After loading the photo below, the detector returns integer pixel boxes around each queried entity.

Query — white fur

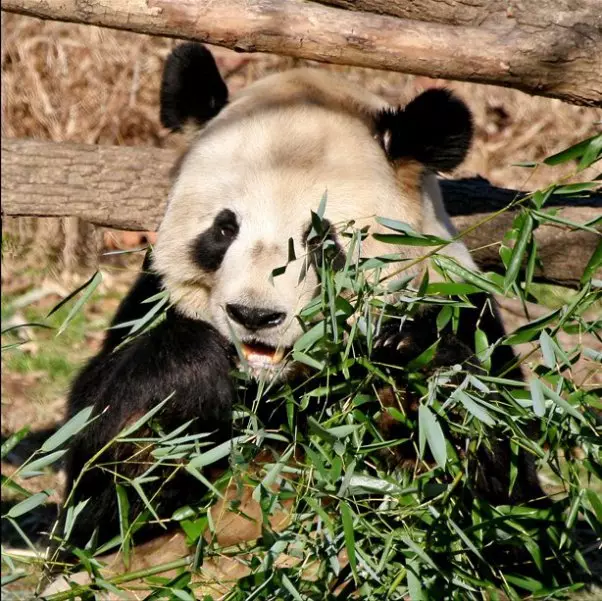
[153,69,473,358]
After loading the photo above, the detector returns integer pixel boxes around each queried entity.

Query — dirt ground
[1,11,601,598]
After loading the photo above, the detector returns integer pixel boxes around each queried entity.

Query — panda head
[153,43,473,377]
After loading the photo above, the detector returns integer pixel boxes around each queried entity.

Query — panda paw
[373,321,427,363]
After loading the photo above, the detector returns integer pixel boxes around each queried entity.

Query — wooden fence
[1,0,601,286]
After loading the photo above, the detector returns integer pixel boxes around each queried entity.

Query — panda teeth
[241,342,286,366]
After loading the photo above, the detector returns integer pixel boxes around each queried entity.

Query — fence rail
[3,137,600,287]
[3,0,601,106]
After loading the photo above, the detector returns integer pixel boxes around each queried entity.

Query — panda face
[153,45,473,378]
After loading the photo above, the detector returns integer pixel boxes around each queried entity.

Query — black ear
[376,89,473,172]
[160,43,229,132]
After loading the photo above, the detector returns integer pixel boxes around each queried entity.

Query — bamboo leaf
[187,436,248,469]
[418,405,447,468]
[504,213,533,292]
[434,256,503,295]
[453,391,495,427]
[581,238,602,285]
[341,502,358,583]
[1,426,30,460]
[51,271,103,336]
[116,484,131,568]
[538,330,556,369]
[117,393,174,438]
[529,379,546,418]
[21,449,66,479]
[6,491,49,518]
[544,135,600,166]
[41,406,94,452]
[541,385,586,423]
[505,308,561,345]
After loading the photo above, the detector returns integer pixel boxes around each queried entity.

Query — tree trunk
[2,137,600,286]
[2,0,600,106]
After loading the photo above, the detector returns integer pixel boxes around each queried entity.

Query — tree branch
[2,137,600,286]
[2,0,600,106]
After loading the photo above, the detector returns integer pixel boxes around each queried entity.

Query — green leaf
[434,256,503,295]
[341,502,358,583]
[586,489,602,524]
[293,321,325,352]
[418,405,447,468]
[529,379,546,418]
[117,393,174,438]
[532,209,600,235]
[1,475,30,497]
[21,449,66,478]
[426,282,482,295]
[292,350,325,371]
[316,189,328,218]
[407,560,424,600]
[581,238,602,285]
[544,134,601,166]
[41,406,95,452]
[504,213,533,292]
[62,499,90,541]
[347,475,403,496]
[505,308,561,345]
[308,417,336,444]
[554,182,600,194]
[453,390,495,427]
[373,233,448,246]
[116,484,131,568]
[188,436,248,469]
[541,385,586,423]
[538,330,556,369]
[281,573,304,601]
[50,271,103,336]
[327,425,360,439]
[6,491,49,518]
[578,133,602,170]
[512,161,538,168]
[401,535,438,570]
[407,340,439,370]
[1,571,26,586]
[1,426,30,460]
[375,216,416,233]
[474,328,491,371]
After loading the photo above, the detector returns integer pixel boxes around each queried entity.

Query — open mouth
[240,340,288,370]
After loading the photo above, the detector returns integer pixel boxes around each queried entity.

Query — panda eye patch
[189,209,239,272]
[302,219,345,271]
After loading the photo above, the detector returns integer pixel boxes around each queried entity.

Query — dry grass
[2,13,601,186]
[2,12,600,271]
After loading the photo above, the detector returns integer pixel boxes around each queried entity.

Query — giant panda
[59,43,546,558]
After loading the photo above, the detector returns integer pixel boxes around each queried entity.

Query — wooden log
[2,0,601,107]
[2,137,600,286]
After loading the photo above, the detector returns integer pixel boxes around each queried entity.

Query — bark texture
[2,0,601,106]
[3,137,600,286]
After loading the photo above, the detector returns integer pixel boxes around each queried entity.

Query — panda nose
[225,303,286,331]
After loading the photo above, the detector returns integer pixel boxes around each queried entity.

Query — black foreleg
[62,310,234,550]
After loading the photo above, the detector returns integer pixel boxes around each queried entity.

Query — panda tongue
[242,343,285,365]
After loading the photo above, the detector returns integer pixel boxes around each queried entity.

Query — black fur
[160,42,229,131]
[189,208,239,272]
[376,89,473,172]
[100,251,160,351]
[62,268,234,550]
[373,293,547,506]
